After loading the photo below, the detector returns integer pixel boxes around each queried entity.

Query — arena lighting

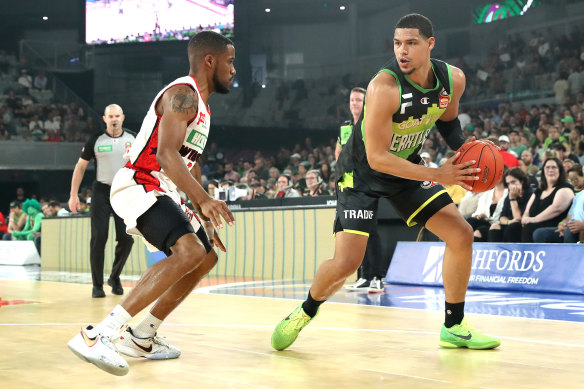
[265,8,271,13]
[340,5,346,10]
[521,0,533,15]
[42,16,48,21]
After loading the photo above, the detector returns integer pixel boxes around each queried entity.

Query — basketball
[454,140,504,193]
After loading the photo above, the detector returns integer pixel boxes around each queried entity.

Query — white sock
[94,305,132,337]
[132,312,163,339]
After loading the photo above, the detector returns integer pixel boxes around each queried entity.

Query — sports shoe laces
[151,334,170,347]
[455,319,474,335]
[99,334,117,351]
[283,311,310,335]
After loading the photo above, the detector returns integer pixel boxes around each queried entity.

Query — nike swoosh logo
[448,331,472,340]
[81,329,98,347]
[131,339,153,353]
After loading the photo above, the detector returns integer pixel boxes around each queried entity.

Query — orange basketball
[454,140,504,193]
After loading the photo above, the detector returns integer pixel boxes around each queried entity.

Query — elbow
[367,153,383,172]
[156,150,170,169]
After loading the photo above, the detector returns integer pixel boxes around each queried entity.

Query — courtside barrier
[387,242,584,294]
[0,241,41,265]
[41,206,337,279]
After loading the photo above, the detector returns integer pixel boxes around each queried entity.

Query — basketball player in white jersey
[67,31,236,376]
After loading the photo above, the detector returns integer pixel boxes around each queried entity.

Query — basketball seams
[455,140,502,192]
[484,146,497,191]
[474,144,487,191]
[456,142,481,191]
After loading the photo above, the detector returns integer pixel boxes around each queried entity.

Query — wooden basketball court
[1,278,583,388]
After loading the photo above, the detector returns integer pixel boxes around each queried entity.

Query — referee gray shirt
[80,129,136,185]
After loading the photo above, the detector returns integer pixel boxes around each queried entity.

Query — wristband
[510,198,517,202]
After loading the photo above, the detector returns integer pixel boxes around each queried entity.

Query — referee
[68,104,136,298]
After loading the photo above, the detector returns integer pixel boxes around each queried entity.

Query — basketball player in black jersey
[272,14,500,350]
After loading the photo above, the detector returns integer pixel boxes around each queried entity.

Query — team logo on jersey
[420,97,429,105]
[125,141,132,153]
[440,88,448,97]
[196,112,206,127]
[185,129,208,151]
[439,95,450,109]
[401,93,413,114]
[421,180,440,189]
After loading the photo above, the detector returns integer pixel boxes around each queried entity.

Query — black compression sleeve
[435,118,465,151]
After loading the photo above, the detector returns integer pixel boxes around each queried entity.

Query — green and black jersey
[337,58,454,193]
[337,119,353,147]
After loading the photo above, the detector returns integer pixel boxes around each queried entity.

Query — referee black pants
[90,181,134,287]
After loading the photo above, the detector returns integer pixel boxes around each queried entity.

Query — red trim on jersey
[189,75,211,115]
[133,170,165,193]
[124,119,165,193]
[130,118,162,172]
[153,82,199,122]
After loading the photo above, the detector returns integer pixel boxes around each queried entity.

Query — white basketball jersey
[124,75,210,193]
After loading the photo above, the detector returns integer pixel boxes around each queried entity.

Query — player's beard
[401,66,416,75]
[213,70,230,94]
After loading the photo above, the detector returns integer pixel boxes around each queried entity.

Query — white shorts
[110,167,202,251]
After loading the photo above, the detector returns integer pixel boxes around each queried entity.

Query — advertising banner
[387,242,584,294]
[0,241,41,265]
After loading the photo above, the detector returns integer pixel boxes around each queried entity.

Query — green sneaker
[271,305,318,351]
[439,317,501,349]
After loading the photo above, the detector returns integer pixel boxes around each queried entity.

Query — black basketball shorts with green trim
[333,176,453,237]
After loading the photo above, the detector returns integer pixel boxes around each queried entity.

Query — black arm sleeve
[435,117,465,151]
[80,133,99,161]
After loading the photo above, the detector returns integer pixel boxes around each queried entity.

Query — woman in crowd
[319,161,332,184]
[488,168,533,242]
[467,174,507,242]
[274,174,301,198]
[568,127,584,161]
[521,157,574,242]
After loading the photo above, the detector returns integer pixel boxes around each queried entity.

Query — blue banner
[387,242,584,294]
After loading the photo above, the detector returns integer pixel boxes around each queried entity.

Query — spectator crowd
[2,23,584,245]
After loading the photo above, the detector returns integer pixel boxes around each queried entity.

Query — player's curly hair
[395,14,434,39]
[188,31,233,61]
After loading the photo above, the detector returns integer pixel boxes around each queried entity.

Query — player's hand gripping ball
[454,140,504,193]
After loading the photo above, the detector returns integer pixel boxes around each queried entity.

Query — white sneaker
[115,327,181,360]
[368,277,385,293]
[67,325,129,376]
[345,278,370,291]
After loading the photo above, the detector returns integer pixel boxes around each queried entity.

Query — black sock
[444,301,465,328]
[301,290,325,318]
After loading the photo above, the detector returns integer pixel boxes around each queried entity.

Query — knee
[532,228,546,243]
[334,253,364,279]
[199,251,218,274]
[171,239,207,271]
[446,222,474,248]
[490,223,501,230]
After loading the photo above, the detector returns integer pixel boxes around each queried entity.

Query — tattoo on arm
[170,87,197,115]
